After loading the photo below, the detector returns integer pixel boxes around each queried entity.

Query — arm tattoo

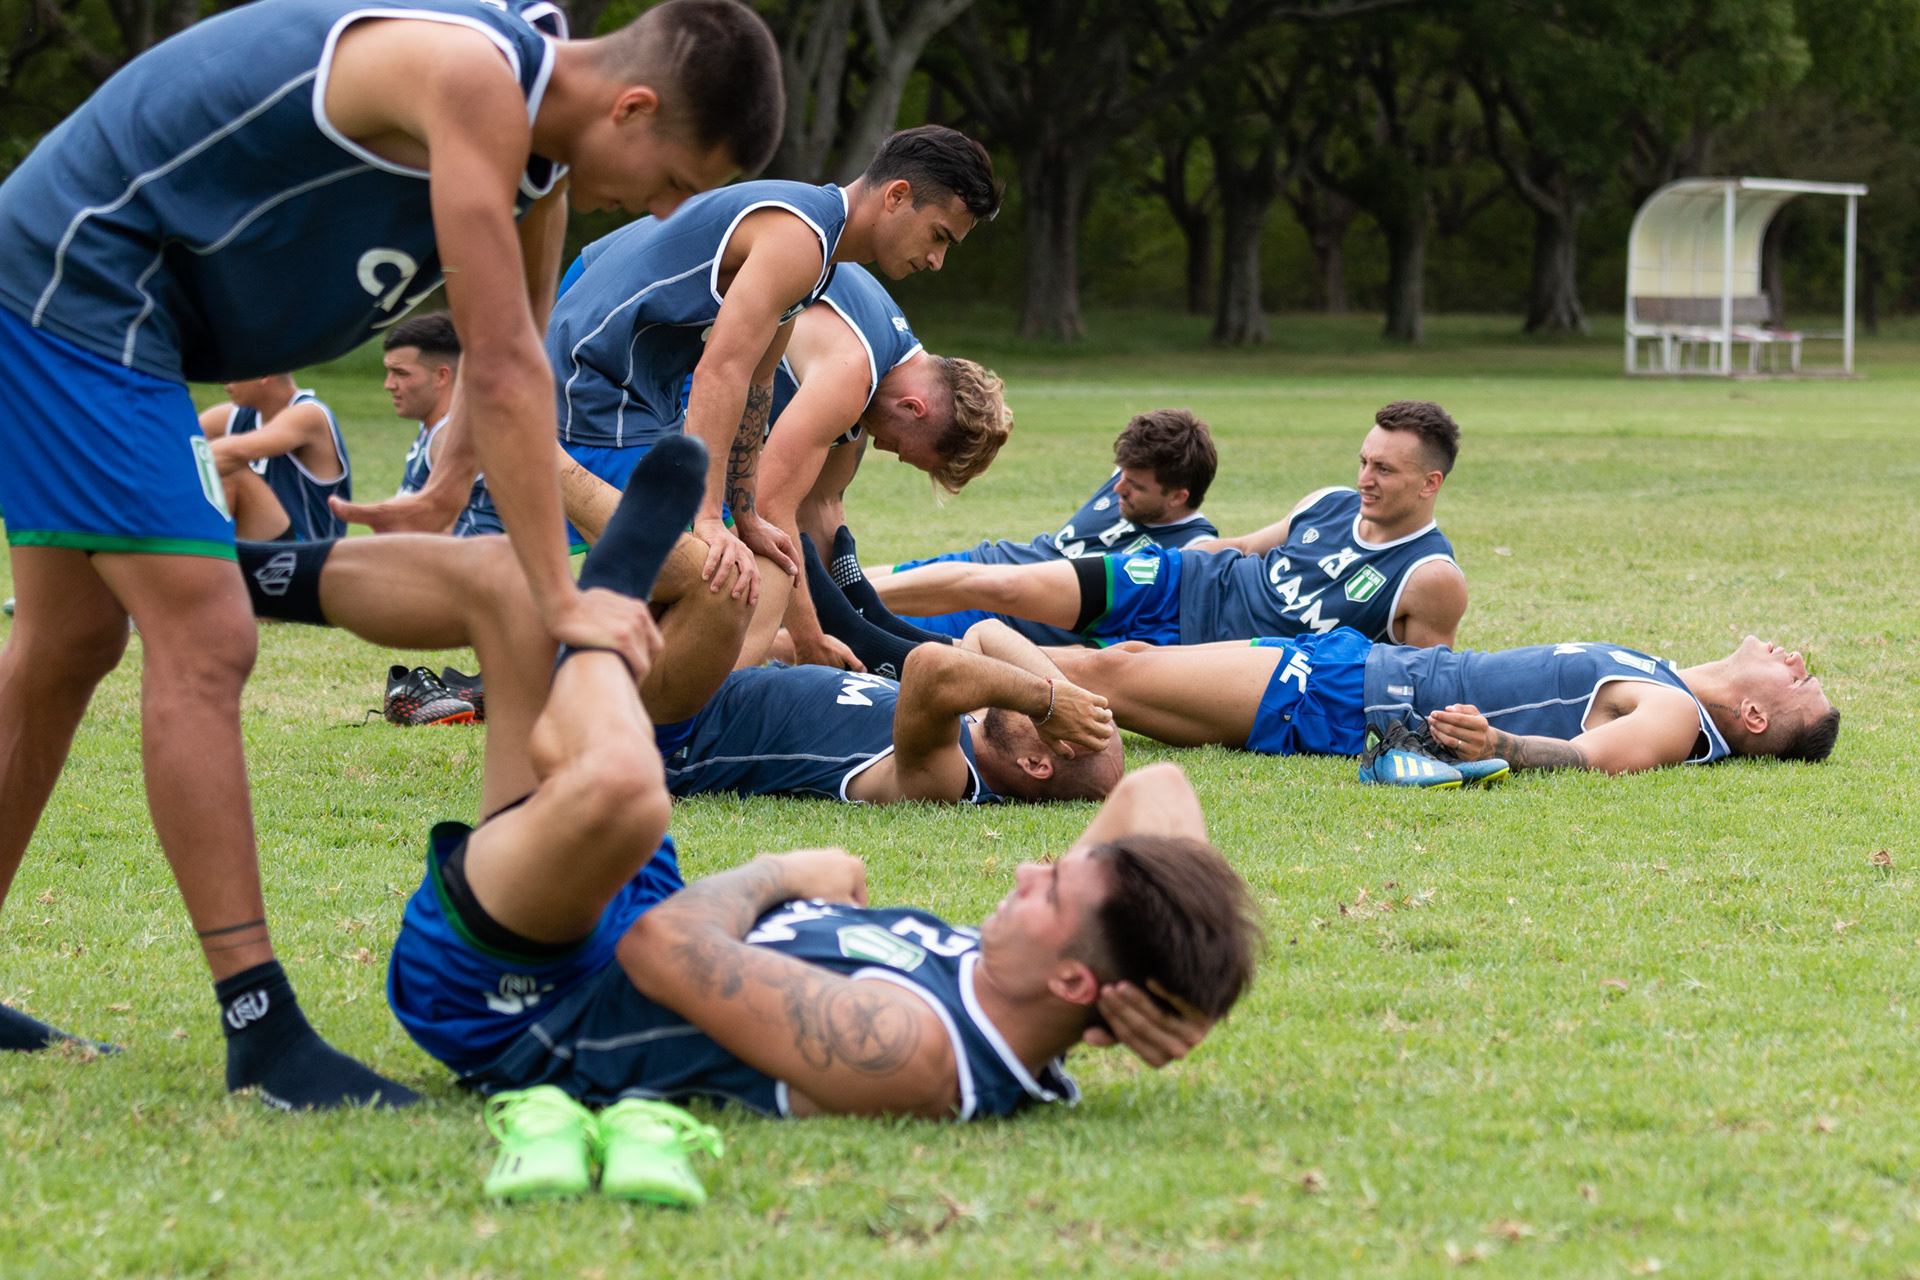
[1487,728,1590,771]
[726,383,773,520]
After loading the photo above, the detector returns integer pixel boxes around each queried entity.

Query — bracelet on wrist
[1033,677,1056,727]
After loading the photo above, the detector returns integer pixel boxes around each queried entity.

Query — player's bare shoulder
[323,17,532,170]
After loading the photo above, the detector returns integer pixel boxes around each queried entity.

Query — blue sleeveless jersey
[465,897,1079,1119]
[551,181,850,448]
[769,264,922,445]
[224,390,350,540]
[397,415,503,536]
[664,665,996,803]
[0,0,561,383]
[1177,488,1455,645]
[1364,641,1732,763]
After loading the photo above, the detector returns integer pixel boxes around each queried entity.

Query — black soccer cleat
[384,665,476,727]
[439,667,485,723]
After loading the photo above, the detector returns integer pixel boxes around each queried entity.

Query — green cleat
[593,1098,724,1206]
[482,1086,595,1201]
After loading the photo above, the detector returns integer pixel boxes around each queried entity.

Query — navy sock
[217,961,417,1110]
[802,534,921,680]
[829,526,954,647]
[560,435,710,670]
[0,1002,116,1054]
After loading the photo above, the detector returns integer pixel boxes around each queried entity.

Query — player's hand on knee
[1085,980,1214,1068]
[328,491,457,535]
[553,586,664,683]
[734,513,799,581]
[1427,705,1493,760]
[794,631,865,673]
[696,518,762,604]
[1036,680,1114,760]
[769,848,867,907]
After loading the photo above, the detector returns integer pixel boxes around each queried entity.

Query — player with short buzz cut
[872,408,1222,649]
[343,125,1004,617]
[744,262,1012,670]
[1043,627,1841,786]
[873,400,1470,651]
[0,0,784,1107]
[198,375,352,543]
[382,312,501,537]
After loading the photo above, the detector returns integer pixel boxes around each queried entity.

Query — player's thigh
[978,560,1080,626]
[1083,644,1279,747]
[92,552,257,682]
[0,546,128,680]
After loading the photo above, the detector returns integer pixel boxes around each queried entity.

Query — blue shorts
[654,716,697,758]
[386,820,684,1078]
[0,305,234,558]
[1082,544,1183,646]
[893,548,977,574]
[462,957,783,1112]
[561,431,724,554]
[1245,628,1374,756]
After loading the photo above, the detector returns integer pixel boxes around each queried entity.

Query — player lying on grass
[744,262,1010,670]
[873,400,1469,650]
[0,0,777,1101]
[344,126,1002,614]
[870,409,1221,648]
[199,377,351,543]
[1041,627,1841,786]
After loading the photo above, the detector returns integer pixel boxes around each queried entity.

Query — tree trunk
[1524,201,1588,333]
[832,0,977,183]
[768,0,856,182]
[1211,135,1279,345]
[1184,216,1214,315]
[1290,181,1356,314]
[1017,147,1092,340]
[1381,211,1425,344]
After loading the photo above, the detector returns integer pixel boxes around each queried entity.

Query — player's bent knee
[566,748,670,843]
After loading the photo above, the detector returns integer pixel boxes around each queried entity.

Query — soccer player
[748,263,1011,669]
[0,0,781,1105]
[875,408,1221,648]
[1045,628,1841,784]
[384,313,501,537]
[198,376,351,542]
[352,126,1003,613]
[659,618,1120,805]
[873,400,1470,650]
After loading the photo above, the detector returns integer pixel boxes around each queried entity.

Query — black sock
[217,961,418,1110]
[0,1002,117,1054]
[560,435,709,670]
[236,538,336,625]
[828,526,954,647]
[802,534,922,679]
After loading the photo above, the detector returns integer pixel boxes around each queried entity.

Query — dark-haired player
[875,401,1469,650]
[875,408,1222,648]
[0,0,784,1105]
[1047,628,1840,784]
[199,376,352,543]
[351,125,1004,614]
[383,312,501,536]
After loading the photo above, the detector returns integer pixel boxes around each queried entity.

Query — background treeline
[5,0,1916,342]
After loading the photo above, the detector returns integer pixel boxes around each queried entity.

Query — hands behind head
[1082,979,1214,1068]
[1034,678,1114,760]
[770,847,869,908]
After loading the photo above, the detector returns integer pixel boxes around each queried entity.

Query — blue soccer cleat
[1358,722,1464,788]
[1452,758,1511,787]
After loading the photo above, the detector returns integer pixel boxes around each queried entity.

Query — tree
[1284,174,1358,313]
[1137,119,1217,315]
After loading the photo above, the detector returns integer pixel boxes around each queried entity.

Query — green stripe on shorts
[7,529,237,560]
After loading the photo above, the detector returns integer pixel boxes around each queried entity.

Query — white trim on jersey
[848,967,978,1121]
[1348,505,1440,551]
[837,746,895,802]
[958,952,1076,1106]
[705,199,837,311]
[1382,552,1458,644]
[313,10,523,180]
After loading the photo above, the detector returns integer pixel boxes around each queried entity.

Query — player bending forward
[1048,627,1840,786]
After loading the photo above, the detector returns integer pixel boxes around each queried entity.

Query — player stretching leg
[1047,630,1841,783]
[0,0,780,1104]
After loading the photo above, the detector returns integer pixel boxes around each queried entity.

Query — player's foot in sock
[801,534,921,679]
[218,961,418,1110]
[439,667,485,723]
[385,665,476,726]
[828,526,954,647]
[0,1002,119,1055]
[483,1087,596,1200]
[594,1098,723,1206]
[1357,722,1468,789]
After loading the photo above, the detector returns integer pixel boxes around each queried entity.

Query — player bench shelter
[1624,177,1867,377]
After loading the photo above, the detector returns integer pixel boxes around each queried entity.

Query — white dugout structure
[1624,177,1867,377]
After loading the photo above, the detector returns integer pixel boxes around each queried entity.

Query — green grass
[4,313,1920,1278]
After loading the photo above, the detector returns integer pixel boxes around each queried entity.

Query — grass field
[4,312,1920,1278]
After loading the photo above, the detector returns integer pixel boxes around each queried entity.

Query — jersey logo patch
[892,316,909,331]
[252,551,298,597]
[1123,555,1160,586]
[837,924,926,971]
[1301,527,1320,543]
[485,973,553,1016]
[191,437,232,521]
[1344,564,1387,602]
[1610,651,1657,676]
[1094,497,1112,511]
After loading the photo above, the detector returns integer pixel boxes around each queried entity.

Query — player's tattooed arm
[1428,705,1592,771]
[725,382,773,521]
[1485,728,1591,771]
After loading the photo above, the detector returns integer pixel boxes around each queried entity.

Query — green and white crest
[1344,564,1387,602]
[1123,555,1160,586]
[191,437,232,520]
[837,924,926,971]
